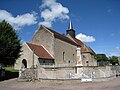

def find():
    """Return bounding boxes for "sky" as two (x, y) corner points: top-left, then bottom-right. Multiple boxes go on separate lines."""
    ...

(0, 0), (120, 56)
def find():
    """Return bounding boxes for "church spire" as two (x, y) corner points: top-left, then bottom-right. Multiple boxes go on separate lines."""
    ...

(66, 20), (75, 38)
(68, 20), (73, 30)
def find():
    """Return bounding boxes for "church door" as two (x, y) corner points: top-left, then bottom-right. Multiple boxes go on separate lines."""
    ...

(22, 59), (27, 68)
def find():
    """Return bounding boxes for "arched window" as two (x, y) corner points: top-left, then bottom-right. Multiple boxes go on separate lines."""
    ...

(22, 59), (27, 68)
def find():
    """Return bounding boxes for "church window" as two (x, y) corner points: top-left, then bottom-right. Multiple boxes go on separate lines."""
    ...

(43, 60), (45, 63)
(73, 54), (74, 61)
(83, 55), (86, 59)
(63, 52), (65, 61)
(68, 60), (70, 63)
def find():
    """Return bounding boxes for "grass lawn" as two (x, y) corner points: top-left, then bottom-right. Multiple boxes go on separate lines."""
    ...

(4, 66), (18, 72)
(0, 66), (19, 81)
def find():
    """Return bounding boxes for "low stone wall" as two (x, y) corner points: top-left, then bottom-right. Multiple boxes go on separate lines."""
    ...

(77, 65), (120, 79)
(38, 78), (81, 84)
(92, 76), (116, 82)
(19, 65), (120, 82)
(37, 67), (75, 79)
(19, 68), (38, 80)
(37, 76), (117, 84)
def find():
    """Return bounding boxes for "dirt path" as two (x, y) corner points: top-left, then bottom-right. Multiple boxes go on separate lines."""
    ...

(0, 77), (120, 90)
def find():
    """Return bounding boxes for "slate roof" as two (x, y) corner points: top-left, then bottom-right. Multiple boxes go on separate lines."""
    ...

(41, 25), (79, 46)
(74, 38), (84, 46)
(41, 25), (95, 54)
(74, 38), (95, 54)
(26, 42), (54, 60)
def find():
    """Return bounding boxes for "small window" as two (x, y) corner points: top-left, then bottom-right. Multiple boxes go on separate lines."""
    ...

(75, 67), (77, 73)
(68, 60), (70, 63)
(83, 55), (86, 58)
(43, 60), (45, 63)
(73, 54), (74, 61)
(63, 52), (65, 61)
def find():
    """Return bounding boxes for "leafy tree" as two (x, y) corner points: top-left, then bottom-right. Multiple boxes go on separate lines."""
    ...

(109, 56), (118, 65)
(0, 20), (21, 66)
(95, 54), (108, 61)
(95, 54), (109, 66)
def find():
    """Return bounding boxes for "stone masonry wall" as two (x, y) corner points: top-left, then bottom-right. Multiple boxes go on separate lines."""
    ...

(31, 27), (54, 57)
(15, 43), (39, 70)
(54, 38), (77, 65)
(82, 53), (97, 66)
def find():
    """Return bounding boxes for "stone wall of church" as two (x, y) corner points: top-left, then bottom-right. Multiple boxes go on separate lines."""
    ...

(31, 27), (54, 57)
(82, 53), (97, 66)
(15, 43), (39, 70)
(54, 38), (77, 66)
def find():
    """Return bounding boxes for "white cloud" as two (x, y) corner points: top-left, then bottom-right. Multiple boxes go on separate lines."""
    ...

(39, 0), (69, 27)
(0, 10), (38, 30)
(76, 33), (95, 42)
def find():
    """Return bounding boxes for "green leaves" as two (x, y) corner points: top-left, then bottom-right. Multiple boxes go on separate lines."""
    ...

(109, 56), (118, 65)
(0, 20), (21, 65)
(95, 54), (108, 61)
(95, 54), (119, 66)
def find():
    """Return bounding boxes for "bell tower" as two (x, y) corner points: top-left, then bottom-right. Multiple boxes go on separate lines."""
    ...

(66, 20), (75, 38)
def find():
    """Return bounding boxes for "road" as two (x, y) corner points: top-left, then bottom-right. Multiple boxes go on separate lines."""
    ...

(0, 77), (120, 90)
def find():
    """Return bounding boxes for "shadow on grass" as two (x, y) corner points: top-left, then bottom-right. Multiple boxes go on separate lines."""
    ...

(0, 70), (19, 81)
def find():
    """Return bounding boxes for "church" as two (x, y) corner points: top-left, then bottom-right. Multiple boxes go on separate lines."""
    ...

(15, 21), (97, 70)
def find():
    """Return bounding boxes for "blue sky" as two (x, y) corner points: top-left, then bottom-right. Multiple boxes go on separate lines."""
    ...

(0, 0), (120, 56)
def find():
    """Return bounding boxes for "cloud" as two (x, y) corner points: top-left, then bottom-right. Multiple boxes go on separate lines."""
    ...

(76, 33), (95, 42)
(39, 0), (69, 27)
(0, 10), (38, 30)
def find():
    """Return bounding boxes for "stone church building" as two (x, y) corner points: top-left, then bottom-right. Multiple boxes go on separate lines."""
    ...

(15, 21), (97, 70)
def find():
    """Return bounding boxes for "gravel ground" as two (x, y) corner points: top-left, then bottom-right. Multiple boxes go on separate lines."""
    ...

(0, 77), (120, 90)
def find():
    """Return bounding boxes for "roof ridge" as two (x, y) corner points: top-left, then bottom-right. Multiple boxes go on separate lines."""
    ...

(41, 45), (54, 58)
(75, 38), (84, 45)
(41, 25), (78, 46)
(26, 42), (41, 47)
(66, 35), (80, 46)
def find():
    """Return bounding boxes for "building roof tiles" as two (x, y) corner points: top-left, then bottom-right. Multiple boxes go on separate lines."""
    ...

(26, 42), (54, 60)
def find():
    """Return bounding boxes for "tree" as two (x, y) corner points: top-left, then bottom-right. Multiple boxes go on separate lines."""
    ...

(95, 54), (108, 61)
(109, 56), (118, 65)
(95, 54), (109, 66)
(0, 20), (21, 66)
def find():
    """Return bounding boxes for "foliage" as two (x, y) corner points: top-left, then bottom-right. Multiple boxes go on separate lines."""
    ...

(0, 20), (21, 65)
(95, 54), (108, 61)
(95, 54), (119, 66)
(95, 54), (109, 66)
(109, 56), (118, 65)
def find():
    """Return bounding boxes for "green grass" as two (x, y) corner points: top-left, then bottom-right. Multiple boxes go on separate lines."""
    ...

(0, 66), (19, 81)
(4, 66), (18, 72)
